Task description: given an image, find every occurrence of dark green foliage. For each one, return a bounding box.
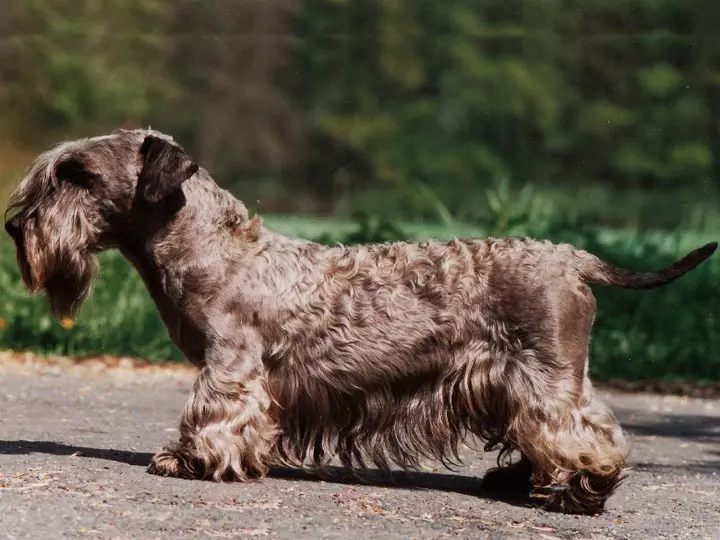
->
[283,0,720,221]
[2,0,174,140]
[1,0,718,222]
[314,212,408,245]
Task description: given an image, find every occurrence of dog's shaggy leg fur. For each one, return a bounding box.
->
[481,280,629,514]
[148,328,279,481]
[510,380,629,514]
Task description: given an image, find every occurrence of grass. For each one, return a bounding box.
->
[0,207,718,384]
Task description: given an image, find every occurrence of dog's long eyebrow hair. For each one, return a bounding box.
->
[4,128,716,516]
[5,142,74,217]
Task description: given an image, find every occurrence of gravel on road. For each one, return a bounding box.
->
[1,354,718,539]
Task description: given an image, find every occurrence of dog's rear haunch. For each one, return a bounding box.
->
[4,129,716,515]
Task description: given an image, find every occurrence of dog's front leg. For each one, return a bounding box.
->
[148,327,279,481]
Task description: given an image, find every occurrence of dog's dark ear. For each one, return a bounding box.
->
[139,135,199,203]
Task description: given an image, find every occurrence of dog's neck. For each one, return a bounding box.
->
[116,173,335,363]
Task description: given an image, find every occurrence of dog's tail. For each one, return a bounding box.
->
[576,241,717,290]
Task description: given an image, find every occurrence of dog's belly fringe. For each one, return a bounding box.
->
[266,356,510,474]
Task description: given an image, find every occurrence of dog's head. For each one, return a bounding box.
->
[4,129,199,317]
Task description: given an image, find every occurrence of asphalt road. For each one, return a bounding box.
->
[1,354,718,540]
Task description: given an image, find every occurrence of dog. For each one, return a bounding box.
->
[4,128,716,514]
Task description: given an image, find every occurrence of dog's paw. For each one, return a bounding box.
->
[545,470,620,515]
[147,446,201,479]
[533,475,608,515]
[537,487,602,515]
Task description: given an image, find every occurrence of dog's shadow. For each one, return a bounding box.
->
[0,439,531,507]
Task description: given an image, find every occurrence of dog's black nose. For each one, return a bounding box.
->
[4,215,21,239]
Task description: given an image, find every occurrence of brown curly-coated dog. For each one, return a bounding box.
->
[4,129,716,514]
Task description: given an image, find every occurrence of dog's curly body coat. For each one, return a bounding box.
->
[5,129,716,514]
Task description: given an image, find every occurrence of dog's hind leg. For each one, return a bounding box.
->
[508,285,629,514]
[480,382,628,513]
[511,380,629,514]
[148,327,279,481]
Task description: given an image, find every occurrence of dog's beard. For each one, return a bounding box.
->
[16,219,98,319]
[44,253,97,318]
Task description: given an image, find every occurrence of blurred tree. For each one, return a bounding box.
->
[2,0,175,142]
[0,0,716,217]
[564,0,713,189]
[162,0,302,188]
[291,0,573,218]
[693,0,720,188]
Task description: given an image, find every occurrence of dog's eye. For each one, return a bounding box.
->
[56,159,96,188]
